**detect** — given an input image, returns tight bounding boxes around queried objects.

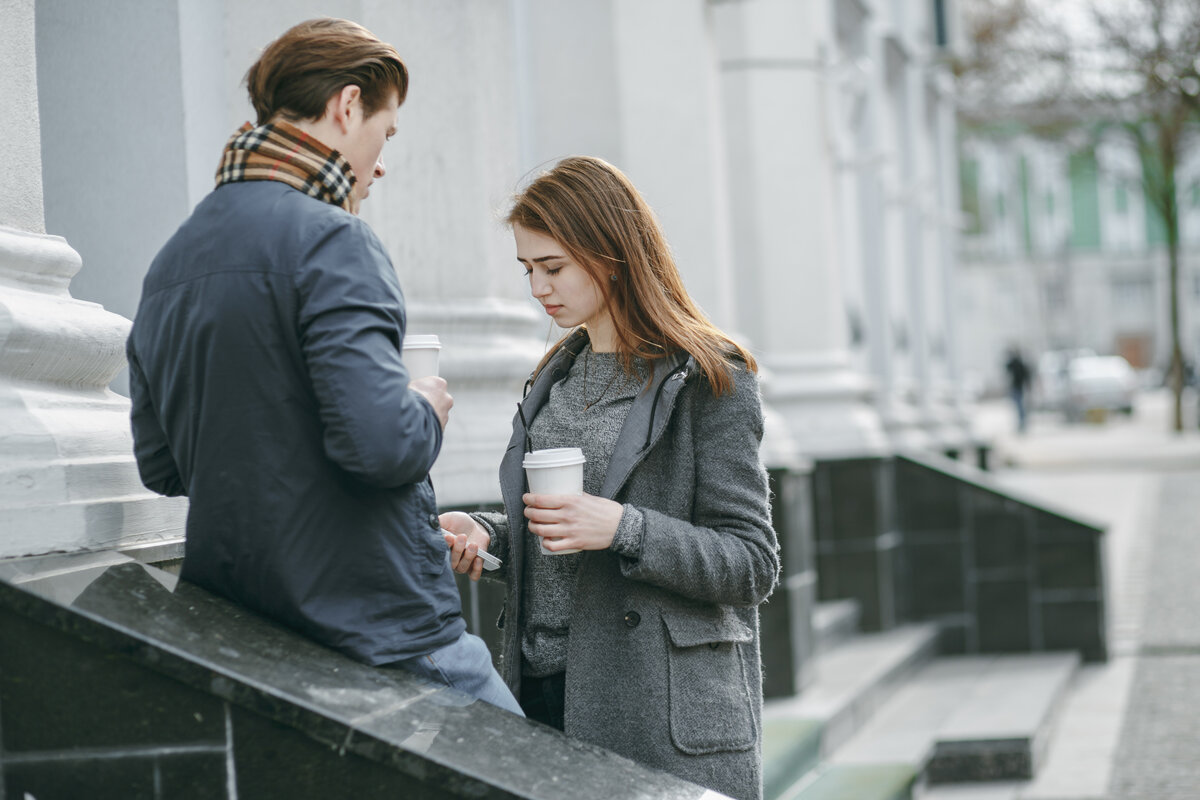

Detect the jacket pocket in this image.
[662,607,756,755]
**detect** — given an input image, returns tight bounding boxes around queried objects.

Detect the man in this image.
[1005,346,1032,434]
[126,18,519,714]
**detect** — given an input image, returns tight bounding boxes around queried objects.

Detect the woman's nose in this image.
[529,274,550,297]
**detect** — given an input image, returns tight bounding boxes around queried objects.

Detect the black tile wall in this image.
[975,580,1033,652]
[821,459,885,542]
[157,753,233,800]
[1035,540,1101,591]
[0,611,225,753]
[0,552,728,800]
[1040,600,1107,661]
[761,572,817,698]
[896,459,964,532]
[895,455,1107,663]
[230,707,438,800]
[907,541,967,618]
[771,467,816,579]
[5,756,159,800]
[818,551,887,631]
[971,508,1030,571]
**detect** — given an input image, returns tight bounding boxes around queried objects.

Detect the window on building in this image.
[960,158,982,234]
[1045,280,1066,310]
[1112,275,1152,309]
[1114,181,1128,213]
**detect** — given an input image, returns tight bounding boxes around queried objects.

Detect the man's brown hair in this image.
[246,18,408,125]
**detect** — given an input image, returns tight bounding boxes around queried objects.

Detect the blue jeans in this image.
[393,631,523,716]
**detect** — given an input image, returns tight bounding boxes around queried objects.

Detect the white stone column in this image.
[873,22,930,449]
[925,71,974,447]
[713,0,886,458]
[361,1,545,508]
[514,0,803,466]
[0,0,186,558]
[609,0,738,333]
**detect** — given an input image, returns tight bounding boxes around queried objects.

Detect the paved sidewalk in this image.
[1107,473,1200,800]
[958,388,1200,800]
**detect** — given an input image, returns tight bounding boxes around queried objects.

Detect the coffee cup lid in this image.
[403,334,441,349]
[522,447,586,469]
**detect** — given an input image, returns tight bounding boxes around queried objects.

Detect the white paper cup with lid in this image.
[523,447,586,555]
[402,334,442,379]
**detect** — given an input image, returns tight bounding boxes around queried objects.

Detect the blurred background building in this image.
[956,125,1200,397]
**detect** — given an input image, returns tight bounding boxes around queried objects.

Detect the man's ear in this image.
[328,85,363,133]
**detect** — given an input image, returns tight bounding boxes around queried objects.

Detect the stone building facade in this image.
[3,0,966,559]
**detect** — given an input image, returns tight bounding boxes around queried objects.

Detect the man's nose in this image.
[374,158,386,180]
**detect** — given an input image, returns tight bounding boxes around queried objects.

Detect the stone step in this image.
[916,783,1023,800]
[927,652,1080,784]
[779,764,917,800]
[763,623,940,799]
[762,719,823,800]
[813,599,860,655]
[830,653,1080,787]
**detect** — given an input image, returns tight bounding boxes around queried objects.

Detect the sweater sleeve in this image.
[471,510,511,579]
[617,367,780,607]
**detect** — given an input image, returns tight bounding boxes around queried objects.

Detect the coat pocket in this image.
[662,608,756,755]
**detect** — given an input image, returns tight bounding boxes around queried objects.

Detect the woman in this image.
[440,156,778,800]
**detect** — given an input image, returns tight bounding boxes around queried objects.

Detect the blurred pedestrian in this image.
[1005,346,1032,434]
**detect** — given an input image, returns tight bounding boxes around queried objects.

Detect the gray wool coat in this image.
[476,331,779,800]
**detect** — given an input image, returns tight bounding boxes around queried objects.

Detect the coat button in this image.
[428,513,440,529]
[623,611,640,628]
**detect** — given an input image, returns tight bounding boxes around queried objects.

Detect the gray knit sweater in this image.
[519,346,647,676]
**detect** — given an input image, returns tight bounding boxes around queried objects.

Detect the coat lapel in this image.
[499,331,590,508]
[500,334,692,503]
[599,351,691,499]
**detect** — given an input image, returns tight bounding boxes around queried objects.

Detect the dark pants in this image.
[520,670,565,731]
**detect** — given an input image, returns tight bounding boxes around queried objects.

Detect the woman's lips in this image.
[543,304,562,316]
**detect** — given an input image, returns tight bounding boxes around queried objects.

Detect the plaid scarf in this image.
[215,121,358,213]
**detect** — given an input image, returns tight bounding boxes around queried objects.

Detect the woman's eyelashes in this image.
[522,265,564,277]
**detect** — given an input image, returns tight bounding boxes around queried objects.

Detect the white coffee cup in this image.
[523,447,586,555]
[402,334,442,379]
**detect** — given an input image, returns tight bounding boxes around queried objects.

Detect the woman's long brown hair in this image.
[507,156,756,395]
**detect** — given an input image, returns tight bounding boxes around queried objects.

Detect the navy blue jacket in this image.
[127,180,465,664]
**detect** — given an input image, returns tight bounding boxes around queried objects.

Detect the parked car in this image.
[1035,348,1095,412]
[1064,355,1137,421]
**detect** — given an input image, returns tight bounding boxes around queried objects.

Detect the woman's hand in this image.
[440,511,491,581]
[523,492,623,552]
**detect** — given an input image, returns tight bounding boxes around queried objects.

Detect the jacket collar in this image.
[510,329,692,500]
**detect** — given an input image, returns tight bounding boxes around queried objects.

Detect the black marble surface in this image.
[761,466,818,698]
[0,550,724,800]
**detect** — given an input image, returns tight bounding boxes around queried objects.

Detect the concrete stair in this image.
[813,598,860,654]
[764,614,940,799]
[763,602,1083,800]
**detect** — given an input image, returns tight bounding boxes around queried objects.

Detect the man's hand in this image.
[410,375,452,429]
[440,511,491,581]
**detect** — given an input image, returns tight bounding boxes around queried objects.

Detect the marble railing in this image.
[0,551,728,800]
